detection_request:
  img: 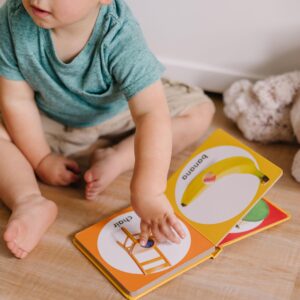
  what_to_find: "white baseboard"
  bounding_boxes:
[159,57,264,93]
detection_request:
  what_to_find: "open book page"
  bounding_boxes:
[219,198,290,247]
[165,129,283,245]
[74,207,214,296]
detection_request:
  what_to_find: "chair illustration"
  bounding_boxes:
[116,227,171,275]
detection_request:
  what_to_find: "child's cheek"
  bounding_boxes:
[52,8,83,25]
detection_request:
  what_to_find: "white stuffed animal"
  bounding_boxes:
[223,71,300,182]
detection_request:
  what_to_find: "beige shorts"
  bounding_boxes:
[1,79,213,157]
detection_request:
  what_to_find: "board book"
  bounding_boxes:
[73,129,290,299]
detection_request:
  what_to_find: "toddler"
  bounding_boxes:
[0,0,215,259]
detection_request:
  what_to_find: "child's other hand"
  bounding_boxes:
[131,193,186,246]
[35,153,81,186]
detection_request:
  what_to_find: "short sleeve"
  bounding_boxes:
[107,20,165,100]
[0,2,24,81]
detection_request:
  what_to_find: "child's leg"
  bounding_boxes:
[0,124,57,259]
[84,100,215,199]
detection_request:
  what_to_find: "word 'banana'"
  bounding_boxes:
[181,156,269,207]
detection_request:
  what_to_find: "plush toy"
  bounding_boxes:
[223,71,300,182]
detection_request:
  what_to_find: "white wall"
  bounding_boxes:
[126,0,300,92]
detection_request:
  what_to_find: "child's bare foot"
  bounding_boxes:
[84,148,127,200]
[3,194,57,259]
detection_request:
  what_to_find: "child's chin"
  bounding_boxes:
[34,21,54,29]
[29,16,54,29]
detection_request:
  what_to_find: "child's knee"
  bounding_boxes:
[183,101,215,128]
[200,101,216,119]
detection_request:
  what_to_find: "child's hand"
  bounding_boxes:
[131,193,186,246]
[35,153,81,186]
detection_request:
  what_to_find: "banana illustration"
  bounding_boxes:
[181,156,269,207]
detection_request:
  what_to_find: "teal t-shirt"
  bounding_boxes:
[0,0,164,127]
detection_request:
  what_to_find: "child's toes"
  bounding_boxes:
[19,250,28,259]
[88,180,103,189]
[15,248,24,259]
[85,193,98,200]
[85,187,100,200]
[86,190,97,197]
[6,241,17,253]
[15,247,28,259]
[10,244,20,257]
[84,170,94,183]
[3,220,19,243]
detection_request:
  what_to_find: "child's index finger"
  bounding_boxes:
[139,221,150,247]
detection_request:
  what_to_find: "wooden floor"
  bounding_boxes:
[0,96,299,300]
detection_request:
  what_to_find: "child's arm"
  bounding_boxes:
[128,80,185,245]
[0,77,80,185]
